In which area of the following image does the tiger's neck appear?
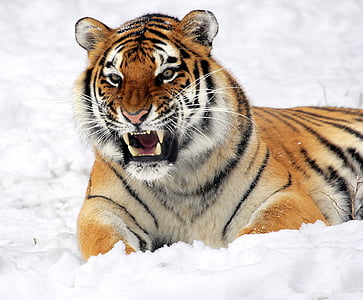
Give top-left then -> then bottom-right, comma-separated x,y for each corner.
154,102 -> 260,194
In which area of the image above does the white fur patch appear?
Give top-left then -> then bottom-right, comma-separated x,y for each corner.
126,161 -> 174,181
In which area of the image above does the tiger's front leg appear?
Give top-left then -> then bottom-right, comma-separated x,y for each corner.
78,197 -> 137,261
238,189 -> 328,237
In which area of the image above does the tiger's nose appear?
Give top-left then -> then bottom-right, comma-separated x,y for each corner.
122,109 -> 149,125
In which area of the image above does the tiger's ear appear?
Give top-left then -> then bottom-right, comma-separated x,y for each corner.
75,17 -> 112,51
177,10 -> 218,48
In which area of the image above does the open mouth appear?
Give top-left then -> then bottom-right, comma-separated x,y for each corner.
122,130 -> 177,162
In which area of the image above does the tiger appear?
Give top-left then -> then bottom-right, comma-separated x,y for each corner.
73,10 -> 363,260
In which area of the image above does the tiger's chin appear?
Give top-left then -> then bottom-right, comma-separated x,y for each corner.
126,161 -> 174,182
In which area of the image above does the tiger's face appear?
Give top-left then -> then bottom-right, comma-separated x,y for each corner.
74,11 -> 233,181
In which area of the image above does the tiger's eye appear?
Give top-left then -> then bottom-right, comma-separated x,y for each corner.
108,73 -> 122,85
161,69 -> 175,80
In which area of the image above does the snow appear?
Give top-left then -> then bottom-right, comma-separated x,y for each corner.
1,0 -> 363,299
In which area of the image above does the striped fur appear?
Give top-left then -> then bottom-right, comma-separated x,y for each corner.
73,11 -> 363,260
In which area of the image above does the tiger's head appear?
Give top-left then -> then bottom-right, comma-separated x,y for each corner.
74,11 -> 241,181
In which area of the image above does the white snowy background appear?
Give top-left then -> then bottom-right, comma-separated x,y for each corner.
1,0 -> 363,299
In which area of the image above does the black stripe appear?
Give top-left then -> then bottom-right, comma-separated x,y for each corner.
155,95 -> 172,113
148,14 -> 179,22
119,31 -> 144,42
200,60 -> 215,103
144,37 -> 167,45
153,44 -> 166,52
355,205 -> 363,219
192,61 -> 201,110
259,108 -> 300,132
300,148 -> 352,220
151,237 -> 173,251
106,100 -> 118,115
113,36 -> 143,48
84,67 -> 107,148
147,28 -> 170,41
280,145 -> 307,175
167,56 -> 177,63
178,59 -> 189,73
179,47 -> 191,59
253,110 -> 273,124
108,164 -> 159,228
292,113 -> 323,127
224,72 -> 248,109
300,148 -> 325,176
290,110 -> 363,140
124,19 -> 147,29
84,68 -> 93,99
174,41 -> 196,58
134,231 -> 148,251
182,94 -> 193,110
320,121 -> 363,141
99,54 -> 106,66
223,148 -> 270,237
245,140 -> 261,171
271,172 -> 292,196
87,194 -> 149,250
148,23 -> 174,31
326,166 -> 352,220
87,194 -> 149,235
114,32 -> 168,49
179,78 -> 190,90
307,106 -> 363,117
98,87 -> 106,98
92,69 -> 110,144
200,60 -> 215,133
347,147 -> 363,173
292,109 -> 352,124
326,166 -> 350,195
254,112 -> 305,174
174,73 -> 186,80
177,62 -> 201,150
116,14 -> 176,35
201,125 -> 255,195
279,111 -> 357,174
93,67 -> 107,122
92,67 -> 102,101
99,79 -> 109,85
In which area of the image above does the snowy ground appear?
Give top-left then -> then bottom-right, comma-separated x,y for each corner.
1,0 -> 363,299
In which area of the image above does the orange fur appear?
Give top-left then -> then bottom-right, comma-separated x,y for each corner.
78,200 -> 136,260
238,188 -> 328,236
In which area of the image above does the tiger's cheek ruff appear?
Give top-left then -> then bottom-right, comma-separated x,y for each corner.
73,70 -> 125,162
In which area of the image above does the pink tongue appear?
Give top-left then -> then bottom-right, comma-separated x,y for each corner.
135,132 -> 158,149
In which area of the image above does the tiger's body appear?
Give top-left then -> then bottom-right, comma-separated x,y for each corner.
74,11 -> 363,260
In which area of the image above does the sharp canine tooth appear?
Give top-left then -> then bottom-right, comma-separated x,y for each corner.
156,131 -> 164,144
123,133 -> 130,145
146,130 -> 151,134
155,142 -> 161,155
128,145 -> 139,156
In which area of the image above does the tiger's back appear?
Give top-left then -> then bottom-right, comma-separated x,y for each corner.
254,106 -> 363,223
